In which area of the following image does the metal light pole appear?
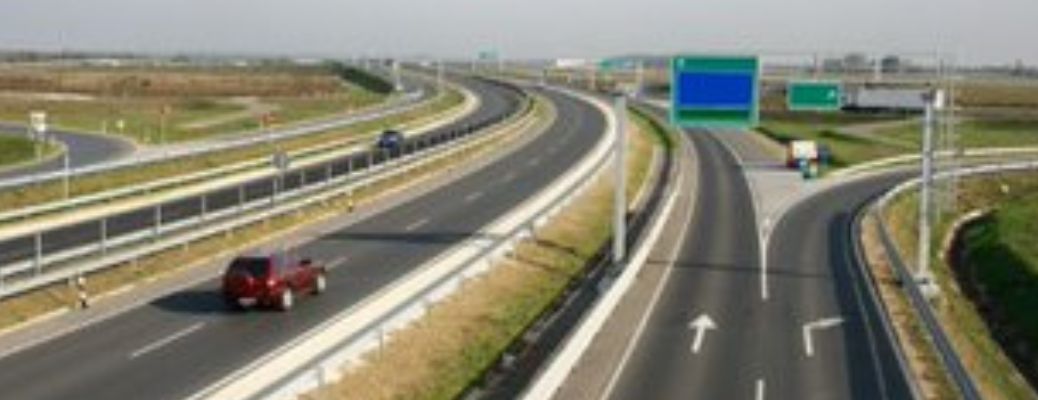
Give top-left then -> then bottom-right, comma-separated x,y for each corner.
613,95 -> 627,264
916,89 -> 943,288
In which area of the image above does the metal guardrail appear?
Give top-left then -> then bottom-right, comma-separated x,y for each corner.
0,82 -> 530,301
189,86 -> 612,400
870,160 -> 1038,400
0,84 -> 465,227
0,72 -> 429,194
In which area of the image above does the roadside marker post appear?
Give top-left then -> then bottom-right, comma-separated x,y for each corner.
670,55 -> 760,129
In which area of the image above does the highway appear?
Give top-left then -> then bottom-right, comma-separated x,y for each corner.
0,123 -> 135,179
0,71 -> 430,182
598,127 -> 915,399
0,80 -> 608,400
0,76 -> 514,271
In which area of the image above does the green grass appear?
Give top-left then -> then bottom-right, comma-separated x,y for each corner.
883,171 -> 1038,399
0,89 -> 464,212
0,135 -> 58,167
757,111 -> 911,168
881,117 -> 1038,150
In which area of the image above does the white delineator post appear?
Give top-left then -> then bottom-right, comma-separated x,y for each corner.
917,89 -> 944,290
613,95 -> 627,264
393,60 -> 403,92
63,152 -> 70,200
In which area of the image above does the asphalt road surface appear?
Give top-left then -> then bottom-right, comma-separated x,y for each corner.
0,82 -> 607,400
0,123 -> 135,180
602,129 -> 914,400
0,77 -> 517,273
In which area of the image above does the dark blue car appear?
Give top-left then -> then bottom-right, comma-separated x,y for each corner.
376,129 -> 404,150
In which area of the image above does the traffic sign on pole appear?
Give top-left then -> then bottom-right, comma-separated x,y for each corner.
787,81 -> 842,111
670,55 -> 760,128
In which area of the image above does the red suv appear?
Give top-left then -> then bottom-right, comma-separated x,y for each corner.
222,252 -> 327,311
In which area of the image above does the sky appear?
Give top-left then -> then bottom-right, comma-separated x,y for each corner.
0,0 -> 1034,65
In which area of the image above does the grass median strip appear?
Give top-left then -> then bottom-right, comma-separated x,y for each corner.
0,94 -> 542,333
877,171 -> 1038,399
0,88 -> 463,213
0,135 -> 60,169
303,109 -> 664,400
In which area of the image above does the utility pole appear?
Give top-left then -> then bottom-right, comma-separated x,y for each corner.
613,95 -> 627,265
917,89 -> 944,296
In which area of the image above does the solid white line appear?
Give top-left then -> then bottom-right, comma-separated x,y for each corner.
756,379 -> 766,400
130,322 -> 205,359
464,191 -> 484,203
327,256 -> 350,269
599,134 -> 697,400
803,317 -> 844,357
404,218 -> 429,232
710,133 -> 769,301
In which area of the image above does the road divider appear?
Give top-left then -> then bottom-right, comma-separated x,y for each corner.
0,82 -> 527,303
188,87 -> 614,400
0,79 -> 465,227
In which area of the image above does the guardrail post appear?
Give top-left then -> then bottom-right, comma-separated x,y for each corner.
100,217 -> 108,256
201,195 -> 208,222
154,205 -> 163,239
34,232 -> 42,276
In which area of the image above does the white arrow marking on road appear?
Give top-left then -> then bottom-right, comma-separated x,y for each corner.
688,314 -> 717,354
803,317 -> 845,357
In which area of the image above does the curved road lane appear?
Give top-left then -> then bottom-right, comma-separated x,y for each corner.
0,124 -> 135,180
0,85 -> 607,400
603,130 -> 914,399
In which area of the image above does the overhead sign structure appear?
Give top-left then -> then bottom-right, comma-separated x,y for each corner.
671,55 -> 760,128
788,81 -> 842,111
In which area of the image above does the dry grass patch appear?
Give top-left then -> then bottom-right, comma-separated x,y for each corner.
0,89 -> 463,212
880,171 -> 1038,399
859,214 -> 957,399
0,97 -> 538,333
304,109 -> 660,400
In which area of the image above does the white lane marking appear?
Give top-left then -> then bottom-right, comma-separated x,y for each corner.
599,134 -> 698,400
711,133 -> 770,302
327,256 -> 350,269
756,379 -> 766,400
404,218 -> 430,232
761,216 -> 772,301
688,314 -> 717,354
464,191 -> 484,203
802,317 -> 845,357
130,322 -> 205,359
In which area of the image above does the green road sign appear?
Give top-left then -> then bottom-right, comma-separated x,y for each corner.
670,55 -> 760,128
787,81 -> 842,111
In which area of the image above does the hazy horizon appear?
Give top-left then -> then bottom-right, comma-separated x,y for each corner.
1,0 -> 1034,66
